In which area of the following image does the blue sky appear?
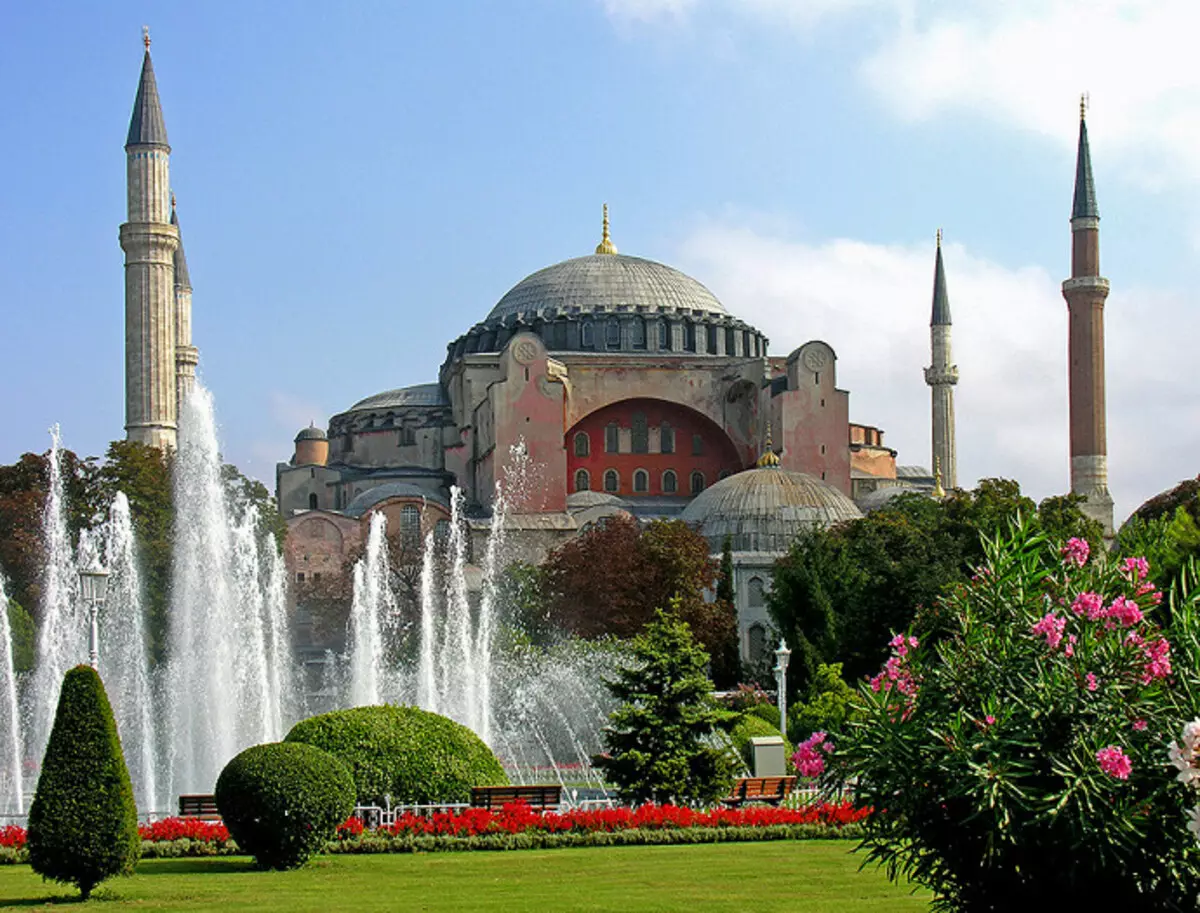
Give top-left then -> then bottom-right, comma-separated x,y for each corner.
2,1 -> 1198,524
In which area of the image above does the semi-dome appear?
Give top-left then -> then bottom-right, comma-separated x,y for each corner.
487,254 -> 727,322
348,383 -> 449,412
681,466 -> 863,552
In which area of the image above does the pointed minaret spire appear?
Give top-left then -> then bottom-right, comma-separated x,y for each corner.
170,194 -> 199,409
925,230 -> 958,489
170,194 -> 191,290
1063,94 -> 1113,536
126,31 -> 169,149
595,203 -> 618,255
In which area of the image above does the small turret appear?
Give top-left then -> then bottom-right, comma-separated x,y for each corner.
293,424 -> 329,467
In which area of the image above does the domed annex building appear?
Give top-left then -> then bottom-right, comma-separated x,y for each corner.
277,211 -> 917,663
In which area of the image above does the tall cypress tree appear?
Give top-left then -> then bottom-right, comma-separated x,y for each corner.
709,535 -> 741,688
594,605 -> 736,804
28,665 -> 140,899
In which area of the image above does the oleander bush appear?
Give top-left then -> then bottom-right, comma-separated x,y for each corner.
830,520 -> 1200,912
27,665 -> 140,899
284,704 -> 507,806
215,741 -> 354,870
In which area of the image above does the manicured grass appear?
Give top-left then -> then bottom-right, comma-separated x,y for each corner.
0,841 -> 929,911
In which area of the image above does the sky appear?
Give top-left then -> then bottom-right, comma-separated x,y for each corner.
2,0 -> 1199,526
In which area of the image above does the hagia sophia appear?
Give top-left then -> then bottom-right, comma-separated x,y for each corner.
118,42 -> 1114,667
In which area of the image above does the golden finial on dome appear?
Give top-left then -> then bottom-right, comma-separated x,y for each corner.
932,457 -> 946,498
757,422 -> 781,468
143,26 -> 151,51
595,203 -> 618,255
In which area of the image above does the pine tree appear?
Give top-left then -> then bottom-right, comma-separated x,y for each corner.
594,605 -> 736,804
28,665 -> 140,899
709,535 -> 741,687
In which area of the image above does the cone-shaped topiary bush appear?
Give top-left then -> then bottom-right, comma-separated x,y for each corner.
215,741 -> 355,870
27,664 -> 140,899
285,705 -> 507,806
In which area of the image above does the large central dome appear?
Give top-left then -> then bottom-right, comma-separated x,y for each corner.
487,254 -> 728,322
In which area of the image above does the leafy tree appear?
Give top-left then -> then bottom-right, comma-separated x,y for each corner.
221,463 -> 287,549
786,662 -> 857,743
1118,478 -> 1200,603
709,536 -> 740,688
27,665 -> 139,899
5,598 -> 34,674
496,561 -> 553,647
593,606 -> 736,804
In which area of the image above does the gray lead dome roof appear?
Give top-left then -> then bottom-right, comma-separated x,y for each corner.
348,383 -> 449,412
488,254 -> 727,321
681,467 -> 863,552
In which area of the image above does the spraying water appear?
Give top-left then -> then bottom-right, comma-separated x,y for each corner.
26,425 -> 84,765
99,494 -> 159,812
0,576 -> 23,815
164,385 -> 297,796
346,512 -> 394,707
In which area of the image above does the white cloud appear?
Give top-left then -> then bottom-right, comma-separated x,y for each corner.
671,219 -> 1200,524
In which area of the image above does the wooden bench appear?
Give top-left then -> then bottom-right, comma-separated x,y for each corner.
469,784 -> 563,812
721,776 -> 797,807
178,794 -> 222,821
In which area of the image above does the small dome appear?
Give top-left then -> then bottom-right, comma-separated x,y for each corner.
680,467 -> 863,552
487,254 -> 727,322
344,483 -> 450,517
295,425 -> 327,442
348,383 -> 449,412
855,484 -> 928,514
566,490 -> 628,511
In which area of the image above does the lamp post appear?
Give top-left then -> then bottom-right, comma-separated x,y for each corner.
773,639 -> 791,740
78,560 -> 110,670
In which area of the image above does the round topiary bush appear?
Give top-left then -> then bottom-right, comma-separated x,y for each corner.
215,741 -> 354,870
284,705 -> 507,806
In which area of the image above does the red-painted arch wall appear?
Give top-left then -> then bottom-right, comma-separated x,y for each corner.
565,398 -> 743,498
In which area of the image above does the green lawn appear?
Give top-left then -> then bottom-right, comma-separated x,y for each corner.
0,842 -> 929,911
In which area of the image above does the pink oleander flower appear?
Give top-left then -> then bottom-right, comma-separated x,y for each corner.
984,715 -> 996,726
1064,634 -> 1078,657
1121,556 -> 1150,582
1141,638 -> 1172,684
1096,745 -> 1132,780
1086,672 -> 1099,692
1170,721 -> 1200,786
1133,719 -> 1148,732
1061,537 -> 1090,568
792,732 -> 831,778
1106,596 -> 1144,628
1030,612 -> 1067,650
1072,592 -> 1105,620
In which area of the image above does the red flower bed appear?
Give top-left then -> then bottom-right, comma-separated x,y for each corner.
0,826 -> 24,849
356,800 -> 867,840
139,818 -> 230,843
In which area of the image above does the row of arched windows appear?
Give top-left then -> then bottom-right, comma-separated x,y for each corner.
574,420 -> 691,457
571,318 -> 762,355
574,468 -> 706,495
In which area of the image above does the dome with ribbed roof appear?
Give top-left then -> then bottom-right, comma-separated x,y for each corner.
348,383 -> 449,412
488,254 -> 727,322
681,467 -> 863,552
294,424 -> 327,442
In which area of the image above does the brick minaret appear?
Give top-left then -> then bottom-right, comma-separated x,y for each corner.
120,31 -> 180,449
1062,98 -> 1114,535
924,229 -> 958,489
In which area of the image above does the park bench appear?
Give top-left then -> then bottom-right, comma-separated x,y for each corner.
178,793 -> 221,821
470,784 -> 563,812
720,776 -> 797,807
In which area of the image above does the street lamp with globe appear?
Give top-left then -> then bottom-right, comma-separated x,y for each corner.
78,559 -> 110,670
773,639 -> 791,739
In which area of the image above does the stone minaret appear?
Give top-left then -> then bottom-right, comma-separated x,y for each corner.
120,31 -> 180,449
171,195 -> 199,409
1062,98 -> 1114,536
924,230 -> 958,489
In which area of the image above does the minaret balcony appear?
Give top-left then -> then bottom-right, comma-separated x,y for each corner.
924,365 -> 959,386
1062,276 -> 1110,293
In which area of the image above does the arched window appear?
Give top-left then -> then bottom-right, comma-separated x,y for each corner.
662,470 -> 677,494
574,432 -> 590,457
605,422 -> 619,453
604,469 -> 619,493
726,327 -> 736,354
631,412 -> 648,454
400,505 -> 421,550
575,469 -> 590,492
435,519 -> 451,544
748,577 -> 765,608
685,322 -> 697,352
707,325 -> 718,353
661,422 -> 674,454
606,319 -> 621,349
633,469 -> 649,493
748,623 -> 766,665
308,493 -> 319,510
658,320 -> 669,350
692,434 -> 704,456
632,318 -> 647,350
719,469 -> 731,480
581,321 -> 595,348
690,471 -> 705,495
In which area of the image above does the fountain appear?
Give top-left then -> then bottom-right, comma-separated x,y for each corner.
0,576 -> 23,815
346,511 -> 394,707
163,385 -> 298,799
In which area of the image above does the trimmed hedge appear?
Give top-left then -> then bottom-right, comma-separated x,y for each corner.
727,713 -> 792,770
215,742 -> 355,870
27,665 -> 140,899
285,705 -> 507,806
